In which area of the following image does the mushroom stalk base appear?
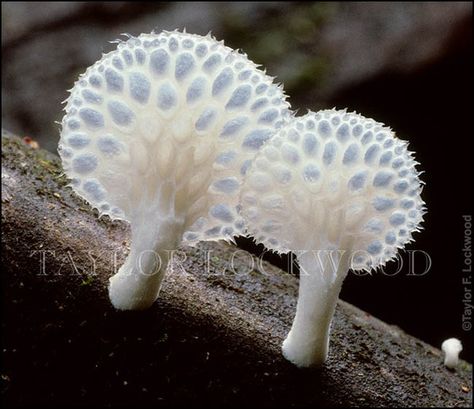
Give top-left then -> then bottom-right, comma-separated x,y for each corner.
282,250 -> 349,368
108,217 -> 183,311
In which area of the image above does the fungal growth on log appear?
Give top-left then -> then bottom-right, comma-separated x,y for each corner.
58,31 -> 290,310
240,109 -> 425,367
442,338 -> 463,369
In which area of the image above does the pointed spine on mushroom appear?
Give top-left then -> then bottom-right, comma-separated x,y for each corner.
240,109 -> 425,367
58,31 -> 291,310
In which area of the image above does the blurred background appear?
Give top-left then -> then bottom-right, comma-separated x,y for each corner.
2,2 -> 472,360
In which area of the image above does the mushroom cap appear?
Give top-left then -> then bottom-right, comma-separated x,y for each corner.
441,338 -> 463,368
240,109 -> 425,271
441,338 -> 463,354
59,30 -> 290,243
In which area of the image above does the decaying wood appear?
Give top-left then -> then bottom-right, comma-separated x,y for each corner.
1,130 -> 472,408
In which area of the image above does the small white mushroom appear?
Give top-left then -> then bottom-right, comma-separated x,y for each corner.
240,109 -> 425,367
59,30 -> 290,310
441,338 -> 463,368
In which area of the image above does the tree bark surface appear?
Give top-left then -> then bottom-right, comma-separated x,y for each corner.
1,130 -> 472,408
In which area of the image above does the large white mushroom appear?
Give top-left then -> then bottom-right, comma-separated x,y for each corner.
240,109 -> 425,367
58,30 -> 290,310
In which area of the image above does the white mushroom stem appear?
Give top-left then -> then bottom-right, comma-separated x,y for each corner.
59,31 -> 291,312
109,212 -> 184,310
240,109 -> 425,367
282,249 -> 350,367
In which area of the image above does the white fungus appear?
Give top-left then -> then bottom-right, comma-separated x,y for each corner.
59,30 -> 290,311
59,31 -> 428,369
240,109 -> 425,367
441,338 -> 463,369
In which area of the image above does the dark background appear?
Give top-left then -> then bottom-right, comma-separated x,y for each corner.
2,2 -> 473,361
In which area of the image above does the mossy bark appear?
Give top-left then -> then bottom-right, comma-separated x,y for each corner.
1,130 -> 472,408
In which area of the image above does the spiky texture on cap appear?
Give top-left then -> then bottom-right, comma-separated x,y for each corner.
59,30 -> 291,244
240,109 -> 425,271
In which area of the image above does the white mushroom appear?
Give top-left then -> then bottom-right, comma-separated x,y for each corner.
58,30 -> 290,310
240,109 -> 425,367
441,338 -> 463,369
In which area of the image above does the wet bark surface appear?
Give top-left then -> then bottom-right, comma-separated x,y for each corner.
1,130 -> 472,407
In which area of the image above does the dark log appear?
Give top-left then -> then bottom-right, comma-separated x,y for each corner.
1,130 -> 472,408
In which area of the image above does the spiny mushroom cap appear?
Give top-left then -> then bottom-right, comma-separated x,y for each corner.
240,109 -> 425,271
58,30 -> 290,244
